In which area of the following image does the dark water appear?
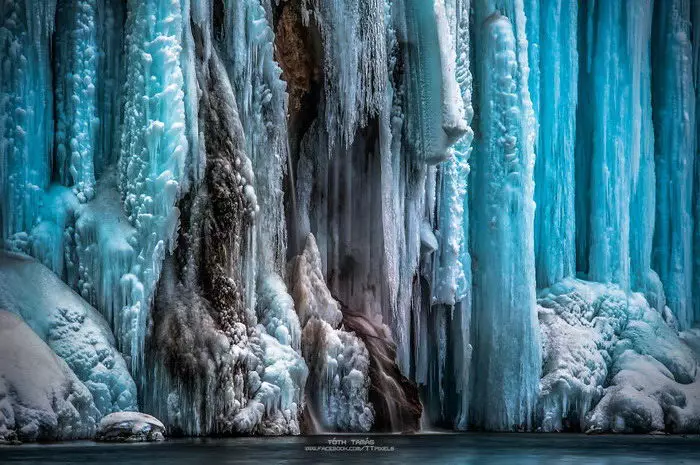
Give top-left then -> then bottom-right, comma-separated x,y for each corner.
2,434 -> 700,464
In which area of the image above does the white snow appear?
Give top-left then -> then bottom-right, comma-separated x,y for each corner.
538,278 -> 700,433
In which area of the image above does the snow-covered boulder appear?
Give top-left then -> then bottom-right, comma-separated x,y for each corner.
538,278 -> 700,433
0,251 -> 137,416
0,311 -> 100,442
95,412 -> 165,442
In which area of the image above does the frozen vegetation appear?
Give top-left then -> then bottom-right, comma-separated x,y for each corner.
0,0 -> 699,439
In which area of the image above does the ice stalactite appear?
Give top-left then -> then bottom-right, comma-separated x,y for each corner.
533,0 -> 577,289
0,0 -> 56,240
54,0 -> 99,201
300,0 -> 387,150
652,0 -> 696,330
469,8 -> 540,431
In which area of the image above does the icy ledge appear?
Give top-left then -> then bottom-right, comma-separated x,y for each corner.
539,278 -> 700,433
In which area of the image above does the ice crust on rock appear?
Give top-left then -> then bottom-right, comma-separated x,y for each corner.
96,411 -> 165,442
0,251 -> 137,417
0,310 -> 100,441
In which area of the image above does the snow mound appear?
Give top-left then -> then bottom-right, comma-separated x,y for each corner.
0,311 -> 100,441
0,251 -> 137,416
96,412 -> 165,442
538,278 -> 700,433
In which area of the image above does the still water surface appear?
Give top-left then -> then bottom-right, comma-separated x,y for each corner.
2,433 -> 700,464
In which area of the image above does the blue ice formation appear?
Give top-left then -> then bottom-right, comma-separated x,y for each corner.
1,0 -> 700,440
469,7 -> 540,431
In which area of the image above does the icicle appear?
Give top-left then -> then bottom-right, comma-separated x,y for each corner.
302,0 -> 387,150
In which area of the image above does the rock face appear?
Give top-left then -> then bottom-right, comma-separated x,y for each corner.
96,412 -> 166,442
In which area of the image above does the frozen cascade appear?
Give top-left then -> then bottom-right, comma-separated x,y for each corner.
469,10 -> 540,431
118,0 -> 191,380
652,0 -> 696,330
2,0 -> 700,440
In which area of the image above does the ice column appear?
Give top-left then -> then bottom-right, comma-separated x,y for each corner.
54,0 -> 99,201
0,0 -> 56,239
628,1 -> 658,305
432,0 -> 474,430
652,0 -> 696,329
533,0 -> 577,288
469,10 -> 540,430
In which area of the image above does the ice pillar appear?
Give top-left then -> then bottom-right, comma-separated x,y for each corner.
469,10 -> 540,431
652,0 -> 696,329
533,0 -> 577,288
0,0 -> 56,240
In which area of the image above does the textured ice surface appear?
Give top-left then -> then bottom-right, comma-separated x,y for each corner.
0,310 -> 100,441
96,411 -> 165,442
539,278 -> 700,433
0,251 -> 137,417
